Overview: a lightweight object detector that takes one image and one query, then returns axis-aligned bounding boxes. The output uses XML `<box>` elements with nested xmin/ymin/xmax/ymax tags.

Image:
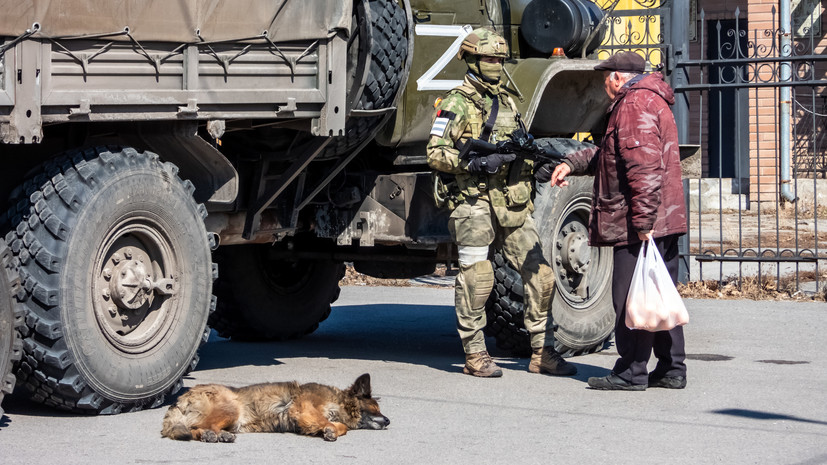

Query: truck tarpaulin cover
<box><xmin>0</xmin><ymin>0</ymin><xmax>349</xmax><ymax>42</ymax></box>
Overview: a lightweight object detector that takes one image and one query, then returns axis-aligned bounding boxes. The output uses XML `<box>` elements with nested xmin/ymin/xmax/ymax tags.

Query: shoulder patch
<box><xmin>430</xmin><ymin>117</ymin><xmax>451</xmax><ymax>137</ymax></box>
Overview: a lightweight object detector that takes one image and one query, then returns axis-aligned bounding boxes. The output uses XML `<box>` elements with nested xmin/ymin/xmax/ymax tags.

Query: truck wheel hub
<box><xmin>110</xmin><ymin>256</ymin><xmax>153</xmax><ymax>311</ymax></box>
<box><xmin>557</xmin><ymin>223</ymin><xmax>590</xmax><ymax>275</ymax></box>
<box><xmin>93</xmin><ymin>223</ymin><xmax>177</xmax><ymax>345</ymax></box>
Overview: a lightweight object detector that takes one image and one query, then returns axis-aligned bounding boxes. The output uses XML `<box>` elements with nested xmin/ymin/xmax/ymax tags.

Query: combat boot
<box><xmin>463</xmin><ymin>351</ymin><xmax>503</xmax><ymax>378</ymax></box>
<box><xmin>528</xmin><ymin>347</ymin><xmax>577</xmax><ymax>376</ymax></box>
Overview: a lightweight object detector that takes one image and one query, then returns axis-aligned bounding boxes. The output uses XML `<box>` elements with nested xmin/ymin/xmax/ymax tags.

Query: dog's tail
<box><xmin>160</xmin><ymin>405</ymin><xmax>193</xmax><ymax>441</ymax></box>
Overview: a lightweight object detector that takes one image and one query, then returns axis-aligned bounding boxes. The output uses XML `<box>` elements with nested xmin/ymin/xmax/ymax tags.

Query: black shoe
<box><xmin>587</xmin><ymin>374</ymin><xmax>646</xmax><ymax>391</ymax></box>
<box><xmin>648</xmin><ymin>375</ymin><xmax>687</xmax><ymax>389</ymax></box>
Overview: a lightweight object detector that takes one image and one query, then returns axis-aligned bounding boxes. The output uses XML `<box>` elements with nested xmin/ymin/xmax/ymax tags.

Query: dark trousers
<box><xmin>611</xmin><ymin>234</ymin><xmax>687</xmax><ymax>385</ymax></box>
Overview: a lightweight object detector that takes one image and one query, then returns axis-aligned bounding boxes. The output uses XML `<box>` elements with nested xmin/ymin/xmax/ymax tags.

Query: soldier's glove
<box><xmin>467</xmin><ymin>153</ymin><xmax>517</xmax><ymax>174</ymax></box>
<box><xmin>534</xmin><ymin>163</ymin><xmax>554</xmax><ymax>183</ymax></box>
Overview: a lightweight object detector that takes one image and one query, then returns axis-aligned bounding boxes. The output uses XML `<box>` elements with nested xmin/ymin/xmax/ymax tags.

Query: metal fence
<box><xmin>598</xmin><ymin>1</ymin><xmax>827</xmax><ymax>298</ymax></box>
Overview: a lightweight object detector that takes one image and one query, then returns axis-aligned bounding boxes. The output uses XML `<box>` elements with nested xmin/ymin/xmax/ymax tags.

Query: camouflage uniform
<box><xmin>426</xmin><ymin>28</ymin><xmax>574</xmax><ymax>377</ymax></box>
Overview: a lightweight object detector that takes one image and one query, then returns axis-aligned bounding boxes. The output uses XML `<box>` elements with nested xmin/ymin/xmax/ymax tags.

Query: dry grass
<box><xmin>343</xmin><ymin>264</ymin><xmax>827</xmax><ymax>302</ymax></box>
<box><xmin>341</xmin><ymin>264</ymin><xmax>415</xmax><ymax>287</ymax></box>
<box><xmin>679</xmin><ymin>273</ymin><xmax>827</xmax><ymax>301</ymax></box>
<box><xmin>340</xmin><ymin>263</ymin><xmax>457</xmax><ymax>288</ymax></box>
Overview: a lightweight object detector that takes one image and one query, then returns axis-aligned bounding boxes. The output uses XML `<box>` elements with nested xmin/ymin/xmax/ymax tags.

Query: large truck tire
<box><xmin>3</xmin><ymin>147</ymin><xmax>214</xmax><ymax>414</ymax></box>
<box><xmin>485</xmin><ymin>175</ymin><xmax>615</xmax><ymax>357</ymax></box>
<box><xmin>321</xmin><ymin>0</ymin><xmax>408</xmax><ymax>158</ymax></box>
<box><xmin>0</xmin><ymin>238</ymin><xmax>24</xmax><ymax>418</ymax></box>
<box><xmin>209</xmin><ymin>244</ymin><xmax>345</xmax><ymax>341</ymax></box>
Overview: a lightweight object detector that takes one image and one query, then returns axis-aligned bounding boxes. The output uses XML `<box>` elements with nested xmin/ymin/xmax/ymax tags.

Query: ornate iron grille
<box><xmin>792</xmin><ymin>91</ymin><xmax>827</xmax><ymax>178</ymax></box>
<box><xmin>594</xmin><ymin>0</ymin><xmax>669</xmax><ymax>67</ymax></box>
<box><xmin>671</xmin><ymin>5</ymin><xmax>827</xmax><ymax>298</ymax></box>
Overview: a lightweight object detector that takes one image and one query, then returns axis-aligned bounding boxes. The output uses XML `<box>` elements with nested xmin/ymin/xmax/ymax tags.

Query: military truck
<box><xmin>0</xmin><ymin>0</ymin><xmax>613</xmax><ymax>414</ymax></box>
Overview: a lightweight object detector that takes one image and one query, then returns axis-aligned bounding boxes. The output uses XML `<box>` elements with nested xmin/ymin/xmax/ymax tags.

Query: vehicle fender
<box><xmin>504</xmin><ymin>58</ymin><xmax>610</xmax><ymax>137</ymax></box>
<box><xmin>122</xmin><ymin>122</ymin><xmax>239</xmax><ymax>207</ymax></box>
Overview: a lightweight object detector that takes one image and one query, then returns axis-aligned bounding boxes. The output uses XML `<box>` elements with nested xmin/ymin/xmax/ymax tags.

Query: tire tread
<box><xmin>321</xmin><ymin>0</ymin><xmax>408</xmax><ymax>158</ymax></box>
<box><xmin>0</xmin><ymin>238</ymin><xmax>24</xmax><ymax>418</ymax></box>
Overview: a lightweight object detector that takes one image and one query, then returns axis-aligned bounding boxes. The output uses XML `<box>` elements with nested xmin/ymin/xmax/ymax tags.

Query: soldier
<box><xmin>426</xmin><ymin>27</ymin><xmax>576</xmax><ymax>378</ymax></box>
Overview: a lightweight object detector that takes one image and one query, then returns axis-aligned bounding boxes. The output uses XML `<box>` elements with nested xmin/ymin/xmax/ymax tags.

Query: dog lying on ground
<box><xmin>161</xmin><ymin>373</ymin><xmax>389</xmax><ymax>442</ymax></box>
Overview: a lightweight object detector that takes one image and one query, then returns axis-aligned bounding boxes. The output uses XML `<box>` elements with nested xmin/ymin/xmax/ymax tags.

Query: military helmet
<box><xmin>457</xmin><ymin>27</ymin><xmax>508</xmax><ymax>60</ymax></box>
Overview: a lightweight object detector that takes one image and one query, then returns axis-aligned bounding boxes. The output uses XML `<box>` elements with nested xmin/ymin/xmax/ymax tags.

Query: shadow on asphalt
<box><xmin>713</xmin><ymin>408</ymin><xmax>827</xmax><ymax>426</ymax></box>
<box><xmin>196</xmin><ymin>302</ymin><xmax>610</xmax><ymax>377</ymax></box>
<box><xmin>1</xmin><ymin>391</ymin><xmax>75</xmax><ymax>419</ymax></box>
<box><xmin>195</xmin><ymin>303</ymin><xmax>611</xmax><ymax>381</ymax></box>
<box><xmin>196</xmin><ymin>304</ymin><xmax>471</xmax><ymax>374</ymax></box>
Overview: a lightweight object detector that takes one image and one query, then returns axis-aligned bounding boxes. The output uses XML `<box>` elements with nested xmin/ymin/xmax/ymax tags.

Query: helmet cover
<box><xmin>457</xmin><ymin>27</ymin><xmax>508</xmax><ymax>60</ymax></box>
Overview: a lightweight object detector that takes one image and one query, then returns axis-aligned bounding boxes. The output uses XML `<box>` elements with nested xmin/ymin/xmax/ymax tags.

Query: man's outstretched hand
<box><xmin>549</xmin><ymin>163</ymin><xmax>571</xmax><ymax>187</ymax></box>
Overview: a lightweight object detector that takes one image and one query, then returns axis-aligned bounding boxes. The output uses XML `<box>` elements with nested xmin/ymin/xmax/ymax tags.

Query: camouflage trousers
<box><xmin>448</xmin><ymin>197</ymin><xmax>555</xmax><ymax>354</ymax></box>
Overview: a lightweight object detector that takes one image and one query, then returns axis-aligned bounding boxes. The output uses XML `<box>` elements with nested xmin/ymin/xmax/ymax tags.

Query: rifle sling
<box><xmin>479</xmin><ymin>96</ymin><xmax>498</xmax><ymax>143</ymax></box>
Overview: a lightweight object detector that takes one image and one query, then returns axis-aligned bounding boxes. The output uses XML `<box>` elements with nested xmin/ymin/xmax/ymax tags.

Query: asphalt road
<box><xmin>1</xmin><ymin>285</ymin><xmax>825</xmax><ymax>465</ymax></box>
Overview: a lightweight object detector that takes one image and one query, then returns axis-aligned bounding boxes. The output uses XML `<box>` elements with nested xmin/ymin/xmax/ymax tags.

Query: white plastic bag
<box><xmin>625</xmin><ymin>238</ymin><xmax>689</xmax><ymax>331</ymax></box>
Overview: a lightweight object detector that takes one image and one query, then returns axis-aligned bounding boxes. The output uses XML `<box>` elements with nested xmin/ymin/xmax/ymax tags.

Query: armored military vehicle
<box><xmin>0</xmin><ymin>0</ymin><xmax>613</xmax><ymax>414</ymax></box>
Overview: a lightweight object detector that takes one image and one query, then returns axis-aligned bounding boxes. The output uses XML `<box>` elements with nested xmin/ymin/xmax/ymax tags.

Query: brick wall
<box><xmin>686</xmin><ymin>0</ymin><xmax>827</xmax><ymax>208</ymax></box>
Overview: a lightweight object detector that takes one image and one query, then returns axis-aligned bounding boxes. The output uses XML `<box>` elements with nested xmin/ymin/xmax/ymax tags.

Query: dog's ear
<box><xmin>349</xmin><ymin>373</ymin><xmax>372</xmax><ymax>398</ymax></box>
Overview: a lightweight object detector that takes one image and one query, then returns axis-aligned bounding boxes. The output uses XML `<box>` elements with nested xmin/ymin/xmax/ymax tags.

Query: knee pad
<box><xmin>470</xmin><ymin>260</ymin><xmax>494</xmax><ymax>309</ymax></box>
<box><xmin>457</xmin><ymin>259</ymin><xmax>494</xmax><ymax>310</ymax></box>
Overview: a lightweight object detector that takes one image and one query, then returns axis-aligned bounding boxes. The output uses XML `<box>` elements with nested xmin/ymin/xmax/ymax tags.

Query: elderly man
<box><xmin>549</xmin><ymin>52</ymin><xmax>688</xmax><ymax>390</ymax></box>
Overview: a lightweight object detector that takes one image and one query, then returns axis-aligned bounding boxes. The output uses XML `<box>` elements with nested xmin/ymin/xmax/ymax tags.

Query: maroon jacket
<box><xmin>564</xmin><ymin>72</ymin><xmax>687</xmax><ymax>247</ymax></box>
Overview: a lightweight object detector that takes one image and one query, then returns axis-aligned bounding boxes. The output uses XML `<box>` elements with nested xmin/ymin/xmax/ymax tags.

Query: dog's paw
<box><xmin>218</xmin><ymin>431</ymin><xmax>236</xmax><ymax>443</ymax></box>
<box><xmin>323</xmin><ymin>426</ymin><xmax>338</xmax><ymax>442</ymax></box>
<box><xmin>201</xmin><ymin>430</ymin><xmax>219</xmax><ymax>443</ymax></box>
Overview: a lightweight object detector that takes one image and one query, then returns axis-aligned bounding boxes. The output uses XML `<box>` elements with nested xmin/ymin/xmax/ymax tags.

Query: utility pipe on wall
<box><xmin>780</xmin><ymin>0</ymin><xmax>797</xmax><ymax>202</ymax></box>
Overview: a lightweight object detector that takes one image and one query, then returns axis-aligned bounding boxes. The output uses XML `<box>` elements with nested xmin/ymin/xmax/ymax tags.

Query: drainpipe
<box><xmin>671</xmin><ymin>1</ymin><xmax>690</xmax><ymax>284</ymax></box>
<box><xmin>670</xmin><ymin>0</ymin><xmax>689</xmax><ymax>144</ymax></box>
<box><xmin>780</xmin><ymin>0</ymin><xmax>797</xmax><ymax>202</ymax></box>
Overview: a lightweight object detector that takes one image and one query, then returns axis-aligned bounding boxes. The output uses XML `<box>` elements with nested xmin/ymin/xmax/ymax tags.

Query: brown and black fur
<box><xmin>161</xmin><ymin>373</ymin><xmax>389</xmax><ymax>443</ymax></box>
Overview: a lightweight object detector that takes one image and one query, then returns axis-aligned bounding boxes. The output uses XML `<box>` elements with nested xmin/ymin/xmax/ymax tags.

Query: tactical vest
<box><xmin>451</xmin><ymin>83</ymin><xmax>535</xmax><ymax>227</ymax></box>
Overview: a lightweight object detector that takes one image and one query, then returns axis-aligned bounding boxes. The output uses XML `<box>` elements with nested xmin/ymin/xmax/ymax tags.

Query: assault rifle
<box><xmin>458</xmin><ymin>128</ymin><xmax>585</xmax><ymax>170</ymax></box>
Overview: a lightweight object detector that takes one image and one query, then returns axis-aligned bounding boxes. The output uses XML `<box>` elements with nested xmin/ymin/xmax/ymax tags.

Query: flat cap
<box><xmin>594</xmin><ymin>52</ymin><xmax>646</xmax><ymax>73</ymax></box>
